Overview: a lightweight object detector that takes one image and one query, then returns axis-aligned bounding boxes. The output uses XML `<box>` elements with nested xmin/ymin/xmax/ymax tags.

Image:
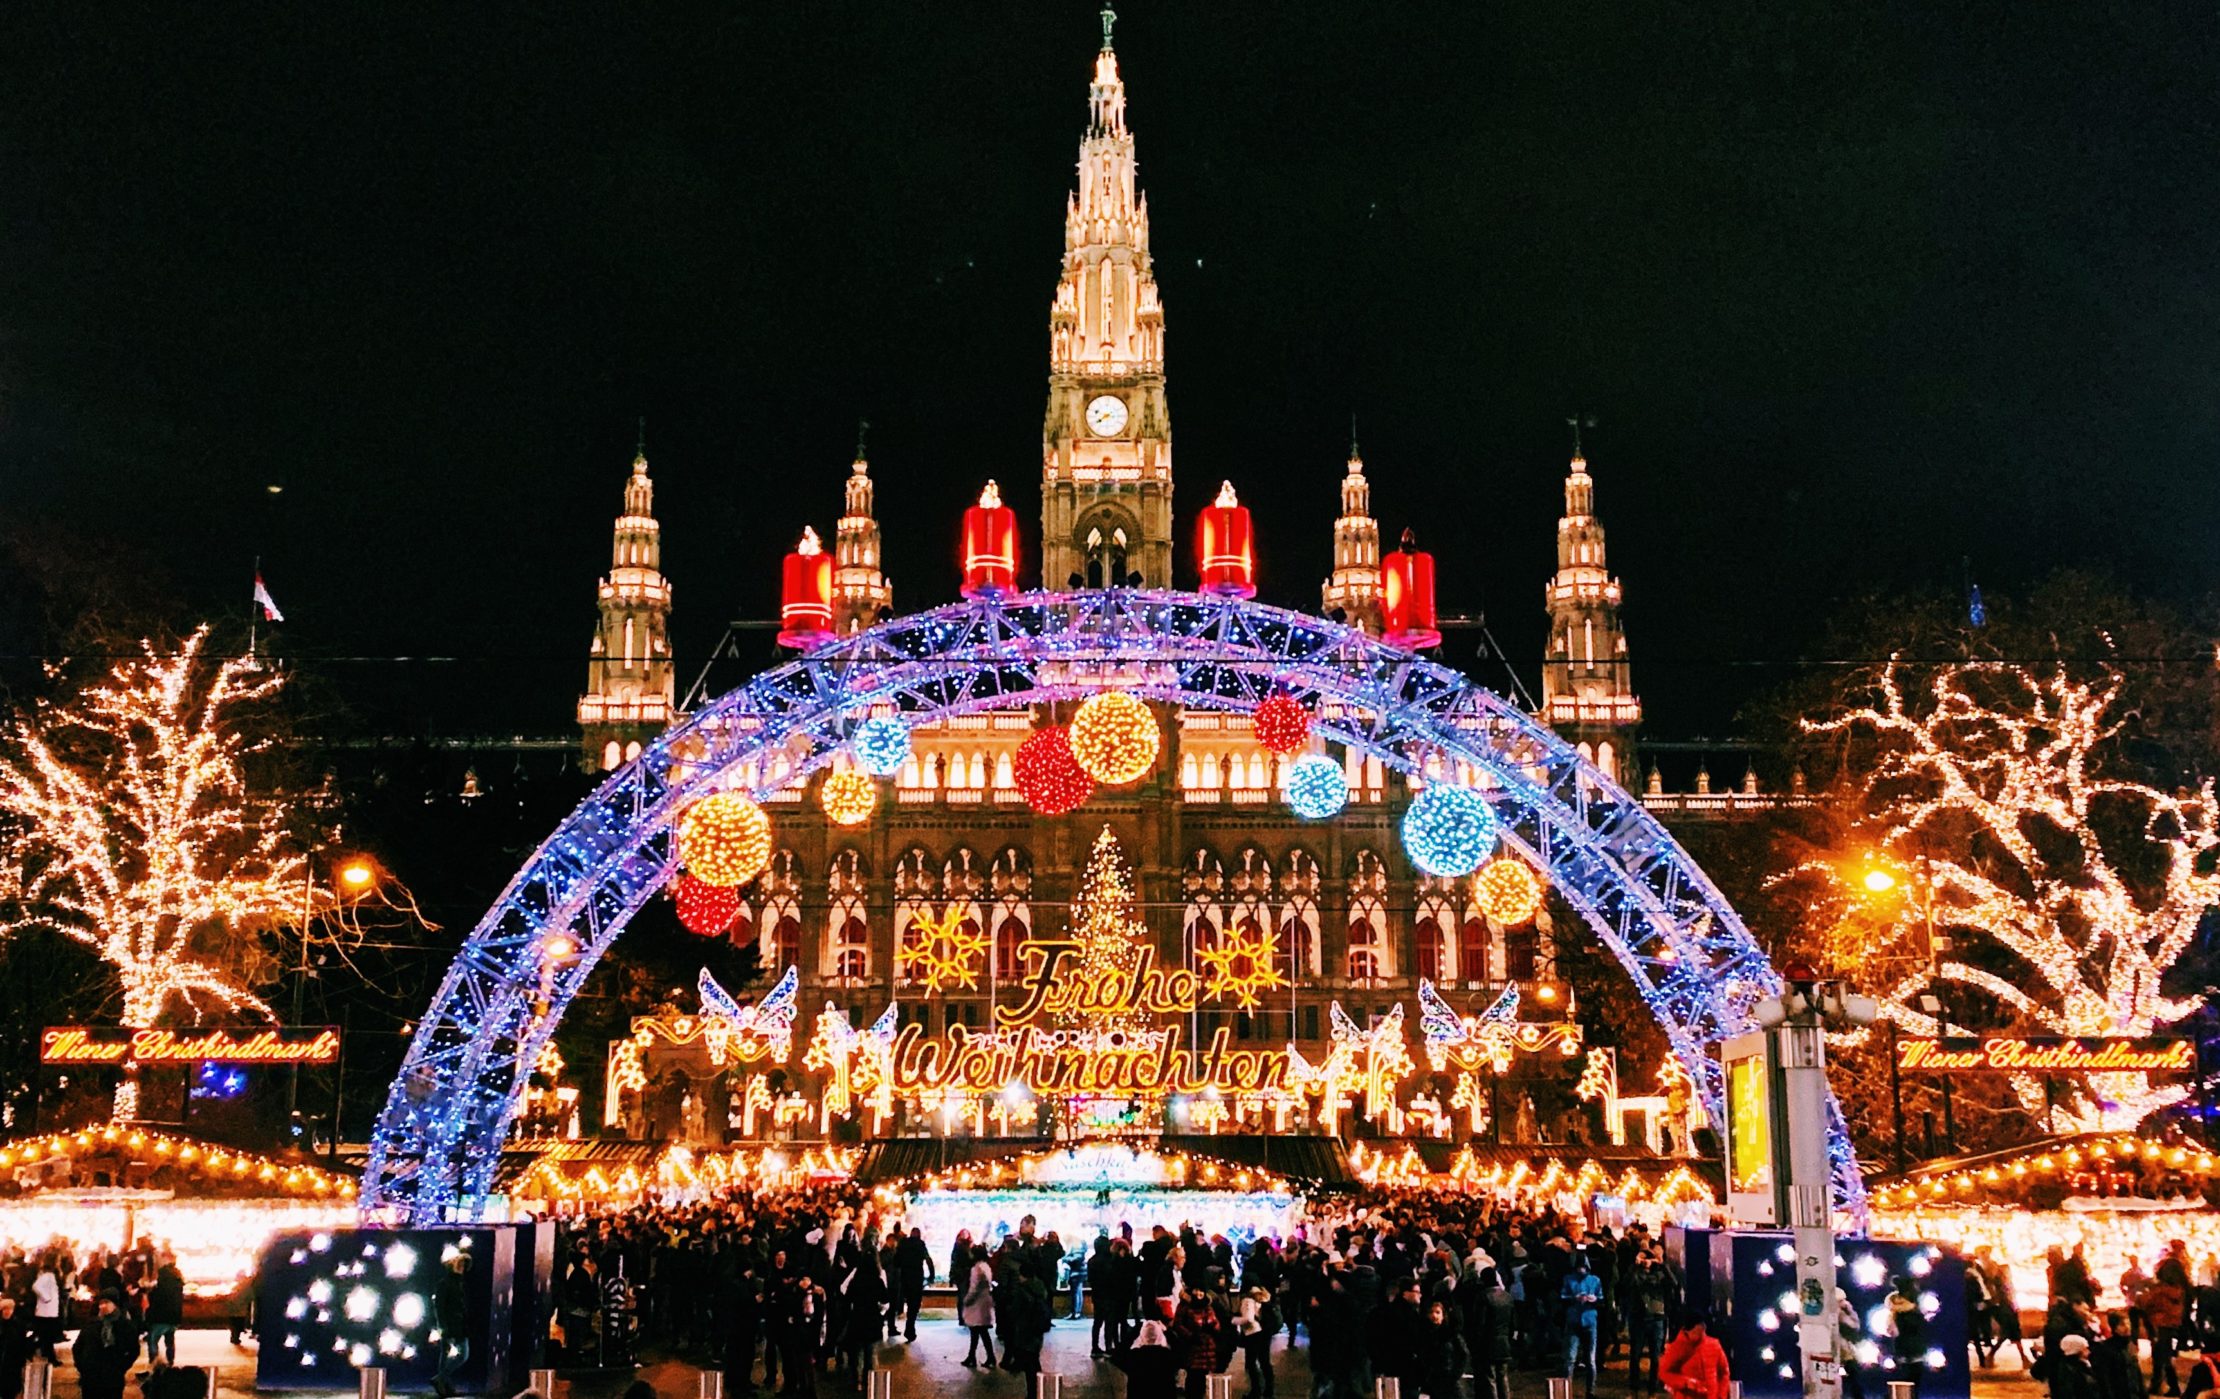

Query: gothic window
<box><xmin>623</xmin><ymin>616</ymin><xmax>635</xmax><ymax>668</ymax></box>
<box><xmin>1278</xmin><ymin>849</ymin><xmax>1323</xmax><ymax>978</ymax></box>
<box><xmin>1505</xmin><ymin>927</ymin><xmax>1538</xmax><ymax>983</ymax></box>
<box><xmin>1346</xmin><ymin>916</ymin><xmax>1380</xmax><ymax>981</ymax></box>
<box><xmin>774</xmin><ymin>914</ymin><xmax>801</xmax><ymax>973</ymax></box>
<box><xmin>1347</xmin><ymin>849</ymin><xmax>1391</xmax><ymax>979</ymax></box>
<box><xmin>1459</xmin><ymin>917</ymin><xmax>1490</xmax><ymax>986</ymax></box>
<box><xmin>1414</xmin><ymin>917</ymin><xmax>1444</xmax><ymax>984</ymax></box>
<box><xmin>993</xmin><ymin>751</ymin><xmax>1015</xmax><ymax>792</ymax></box>
<box><xmin>1183</xmin><ymin>848</ymin><xmax>1226</xmax><ymax>968</ymax></box>
<box><xmin>827</xmin><ymin>852</ymin><xmax>869</xmax><ymax>981</ymax></box>
<box><xmin>602</xmin><ymin>740</ymin><xmax>622</xmax><ymax>771</ymax></box>
<box><xmin>894</xmin><ymin>847</ymin><xmax>938</xmax><ymax>985</ymax></box>
<box><xmin>990</xmin><ymin>848</ymin><xmax>1033</xmax><ymax>983</ymax></box>
<box><xmin>1416</xmin><ymin>884</ymin><xmax>1458</xmax><ymax>982</ymax></box>
<box><xmin>623</xmin><ymin>741</ymin><xmax>641</xmax><ymax>764</ymax></box>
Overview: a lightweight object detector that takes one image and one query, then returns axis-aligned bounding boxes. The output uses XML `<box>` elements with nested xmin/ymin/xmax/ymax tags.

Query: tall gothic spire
<box><xmin>579</xmin><ymin>437</ymin><xmax>676</xmax><ymax>772</ymax></box>
<box><xmin>1042</xmin><ymin>7</ymin><xmax>1173</xmax><ymax>589</ymax></box>
<box><xmin>1541</xmin><ymin>435</ymin><xmax>1640</xmax><ymax>784</ymax></box>
<box><xmin>1322</xmin><ymin>431</ymin><xmax>1383</xmax><ymax>632</ymax></box>
<box><xmin>833</xmin><ymin>421</ymin><xmax>892</xmax><ymax>632</ymax></box>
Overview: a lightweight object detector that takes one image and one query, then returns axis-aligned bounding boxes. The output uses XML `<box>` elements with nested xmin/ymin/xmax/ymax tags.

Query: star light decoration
<box><xmin>1068</xmin><ymin>691</ymin><xmax>1160</xmax><ymax>785</ymax></box>
<box><xmin>677</xmin><ymin>792</ymin><xmax>772</xmax><ymax>887</ymax></box>
<box><xmin>1194</xmin><ymin>919</ymin><xmax>1290</xmax><ymax>1011</ymax></box>
<box><xmin>1013</xmin><ymin>725</ymin><xmax>1094</xmax><ymax>814</ymax></box>
<box><xmin>1791</xmin><ymin>656</ymin><xmax>2220</xmax><ymax>1129</ymax></box>
<box><xmin>1472</xmin><ymin>857</ymin><xmax>1543</xmax><ymax>926</ymax></box>
<box><xmin>0</xmin><ymin>627</ymin><xmax>383</xmax><ymax>1061</ymax></box>
<box><xmin>1283</xmin><ymin>753</ymin><xmax>1350</xmax><ymax>820</ymax></box>
<box><xmin>818</xmin><ymin>769</ymin><xmax>876</xmax><ymax>826</ymax></box>
<box><xmin>896</xmin><ymin>905</ymin><xmax>991</xmax><ymax>991</ymax></box>
<box><xmin>1400</xmin><ymin>784</ymin><xmax>1499</xmax><ymax>877</ymax></box>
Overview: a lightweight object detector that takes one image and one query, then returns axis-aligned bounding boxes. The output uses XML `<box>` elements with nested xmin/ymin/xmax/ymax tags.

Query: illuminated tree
<box><xmin>1789</xmin><ymin>653</ymin><xmax>2220</xmax><ymax>1131</ymax></box>
<box><xmin>1063</xmin><ymin>826</ymin><xmax>1151</xmax><ymax>1033</ymax></box>
<box><xmin>0</xmin><ymin>628</ymin><xmax>336</xmax><ymax>1034</ymax></box>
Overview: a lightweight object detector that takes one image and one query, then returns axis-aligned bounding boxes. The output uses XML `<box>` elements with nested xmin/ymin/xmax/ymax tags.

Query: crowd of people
<box><xmin>2027</xmin><ymin>1240</ymin><xmax>2220</xmax><ymax>1399</ymax></box>
<box><xmin>539</xmin><ymin>1184</ymin><xmax>1739</xmax><ymax>1399</ymax></box>
<box><xmin>0</xmin><ymin>1238</ymin><xmax>195</xmax><ymax>1399</ymax></box>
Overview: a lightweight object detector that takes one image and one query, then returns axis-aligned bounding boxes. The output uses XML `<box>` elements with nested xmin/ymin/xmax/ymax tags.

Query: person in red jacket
<box><xmin>1659</xmin><ymin>1313</ymin><xmax>1733</xmax><ymax>1399</ymax></box>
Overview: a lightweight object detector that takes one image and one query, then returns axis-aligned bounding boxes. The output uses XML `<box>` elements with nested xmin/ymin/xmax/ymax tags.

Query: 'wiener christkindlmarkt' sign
<box><xmin>1894</xmin><ymin>1035</ymin><xmax>2194</xmax><ymax>1074</ymax></box>
<box><xmin>41</xmin><ymin>1026</ymin><xmax>342</xmax><ymax>1067</ymax></box>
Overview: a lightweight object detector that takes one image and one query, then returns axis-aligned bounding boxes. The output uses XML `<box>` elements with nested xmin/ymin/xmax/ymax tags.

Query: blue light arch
<box><xmin>364</xmin><ymin>590</ymin><xmax>1863</xmax><ymax>1221</ymax></box>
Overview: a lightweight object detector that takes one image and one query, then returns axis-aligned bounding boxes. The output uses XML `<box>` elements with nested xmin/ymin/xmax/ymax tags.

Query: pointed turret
<box><xmin>1321</xmin><ymin>429</ymin><xmax>1383</xmax><ymax>632</ymax></box>
<box><xmin>1541</xmin><ymin>427</ymin><xmax>1641</xmax><ymax>785</ymax></box>
<box><xmin>579</xmin><ymin>432</ymin><xmax>677</xmax><ymax>772</ymax></box>
<box><xmin>832</xmin><ymin>422</ymin><xmax>893</xmax><ymax>633</ymax></box>
<box><xmin>1042</xmin><ymin>3</ymin><xmax>1173</xmax><ymax>589</ymax></box>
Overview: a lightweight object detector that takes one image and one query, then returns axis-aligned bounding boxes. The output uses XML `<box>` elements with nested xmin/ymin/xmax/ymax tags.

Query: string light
<box><xmin>1472</xmin><ymin>857</ymin><xmax>1543</xmax><ymax>925</ymax></box>
<box><xmin>1282</xmin><ymin>752</ymin><xmax>1349</xmax><ymax>819</ymax></box>
<box><xmin>677</xmin><ymin>792</ymin><xmax>771</xmax><ymax>887</ymax></box>
<box><xmin>673</xmin><ymin>874</ymin><xmax>740</xmax><ymax>937</ymax></box>
<box><xmin>0</xmin><ymin>627</ymin><xmax>335</xmax><ymax>1059</ymax></box>
<box><xmin>818</xmin><ymin>769</ymin><xmax>876</xmax><ymax>826</ymax></box>
<box><xmin>1251</xmin><ymin>692</ymin><xmax>1311</xmax><ymax>757</ymax></box>
<box><xmin>849</xmin><ymin>716</ymin><xmax>912</xmax><ymax>776</ymax></box>
<box><xmin>1797</xmin><ymin>657</ymin><xmax>2220</xmax><ymax>1129</ymax></box>
<box><xmin>1014</xmin><ymin>725</ymin><xmax>1094</xmax><ymax>814</ymax></box>
<box><xmin>1068</xmin><ymin>691</ymin><xmax>1160</xmax><ymax>785</ymax></box>
<box><xmin>1401</xmin><ymin>784</ymin><xmax>1499</xmax><ymax>877</ymax></box>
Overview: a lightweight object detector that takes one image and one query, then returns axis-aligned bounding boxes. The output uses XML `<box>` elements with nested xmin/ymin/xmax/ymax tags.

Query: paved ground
<box><xmin>45</xmin><ymin>1319</ymin><xmax>2053</xmax><ymax>1399</ymax></box>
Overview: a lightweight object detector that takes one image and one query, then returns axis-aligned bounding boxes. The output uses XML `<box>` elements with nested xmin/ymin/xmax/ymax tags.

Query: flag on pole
<box><xmin>253</xmin><ymin>572</ymin><xmax>284</xmax><ymax>623</ymax></box>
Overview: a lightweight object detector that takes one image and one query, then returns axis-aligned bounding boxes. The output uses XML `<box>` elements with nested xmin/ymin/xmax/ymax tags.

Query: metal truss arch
<box><xmin>364</xmin><ymin>590</ymin><xmax>1864</xmax><ymax>1221</ymax></box>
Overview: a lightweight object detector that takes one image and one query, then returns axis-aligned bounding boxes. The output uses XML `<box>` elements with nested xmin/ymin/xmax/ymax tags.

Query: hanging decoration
<box><xmin>1472</xmin><ymin>857</ymin><xmax>1544</xmax><ymax>926</ymax></box>
<box><xmin>1251</xmin><ymin>691</ymin><xmax>1311</xmax><ymax>757</ymax></box>
<box><xmin>849</xmin><ymin>715</ymin><xmax>912</xmax><ymax>776</ymax></box>
<box><xmin>1282</xmin><ymin>753</ymin><xmax>1350</xmax><ymax>820</ymax></box>
<box><xmin>776</xmin><ymin>527</ymin><xmax>835</xmax><ymax>649</ymax></box>
<box><xmin>1194</xmin><ymin>919</ymin><xmax>1290</xmax><ymax>1012</ymax></box>
<box><xmin>896</xmin><ymin>906</ymin><xmax>990</xmax><ymax>992</ymax></box>
<box><xmin>1068</xmin><ymin>691</ymin><xmax>1160</xmax><ymax>785</ymax></box>
<box><xmin>1013</xmin><ymin>726</ymin><xmax>1094</xmax><ymax>814</ymax></box>
<box><xmin>674</xmin><ymin>874</ymin><xmax>742</xmax><ymax>937</ymax></box>
<box><xmin>677</xmin><ymin>792</ymin><xmax>772</xmax><ymax>887</ymax></box>
<box><xmin>961</xmin><ymin>481</ymin><xmax>1020</xmax><ymax>597</ymax></box>
<box><xmin>819</xmin><ymin>770</ymin><xmax>876</xmax><ymax>827</ymax></box>
<box><xmin>1383</xmin><ymin>527</ymin><xmax>1443</xmax><ymax>649</ymax></box>
<box><xmin>1401</xmin><ymin>783</ymin><xmax>1498</xmax><ymax>877</ymax></box>
<box><xmin>1195</xmin><ymin>481</ymin><xmax>1257</xmax><ymax>597</ymax></box>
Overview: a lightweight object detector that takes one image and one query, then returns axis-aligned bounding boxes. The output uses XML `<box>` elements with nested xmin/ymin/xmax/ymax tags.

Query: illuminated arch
<box><xmin>365</xmin><ymin>589</ymin><xmax>1861</xmax><ymax>1220</ymax></box>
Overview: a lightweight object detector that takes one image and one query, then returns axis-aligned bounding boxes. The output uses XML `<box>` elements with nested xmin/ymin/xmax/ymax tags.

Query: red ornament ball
<box><xmin>674</xmin><ymin>873</ymin><xmax>742</xmax><ymax>937</ymax></box>
<box><xmin>1014</xmin><ymin>725</ymin><xmax>1095</xmax><ymax>815</ymax></box>
<box><xmin>1251</xmin><ymin>692</ymin><xmax>1312</xmax><ymax>757</ymax></box>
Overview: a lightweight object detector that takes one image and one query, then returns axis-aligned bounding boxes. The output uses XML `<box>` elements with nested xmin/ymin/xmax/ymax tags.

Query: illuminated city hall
<box><xmin>555</xmin><ymin>9</ymin><xmax>1683</xmax><ymax>1188</ymax></box>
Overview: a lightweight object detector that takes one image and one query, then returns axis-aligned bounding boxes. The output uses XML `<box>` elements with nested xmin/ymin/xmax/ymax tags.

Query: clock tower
<box><xmin>1041</xmin><ymin>5</ymin><xmax>1173</xmax><ymax>590</ymax></box>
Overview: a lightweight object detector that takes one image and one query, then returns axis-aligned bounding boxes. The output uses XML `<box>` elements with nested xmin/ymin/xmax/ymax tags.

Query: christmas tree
<box><xmin>1062</xmin><ymin>825</ymin><xmax>1151</xmax><ymax>1033</ymax></box>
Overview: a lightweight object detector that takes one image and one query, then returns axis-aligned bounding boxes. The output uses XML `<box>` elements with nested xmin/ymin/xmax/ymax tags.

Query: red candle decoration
<box><xmin>777</xmin><ymin>527</ymin><xmax>835</xmax><ymax>649</ymax></box>
<box><xmin>674</xmin><ymin>873</ymin><xmax>742</xmax><ymax>937</ymax></box>
<box><xmin>1195</xmin><ymin>480</ymin><xmax>1257</xmax><ymax>597</ymax></box>
<box><xmin>1383</xmin><ymin>527</ymin><xmax>1442</xmax><ymax>650</ymax></box>
<box><xmin>1251</xmin><ymin>691</ymin><xmax>1312</xmax><ymax>757</ymax></box>
<box><xmin>1013</xmin><ymin>724</ymin><xmax>1094</xmax><ymax>815</ymax></box>
<box><xmin>961</xmin><ymin>480</ymin><xmax>1020</xmax><ymax>597</ymax></box>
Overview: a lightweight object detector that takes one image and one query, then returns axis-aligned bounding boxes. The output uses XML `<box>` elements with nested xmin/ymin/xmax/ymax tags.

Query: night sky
<box><xmin>4</xmin><ymin>1</ymin><xmax>2217</xmax><ymax>738</ymax></box>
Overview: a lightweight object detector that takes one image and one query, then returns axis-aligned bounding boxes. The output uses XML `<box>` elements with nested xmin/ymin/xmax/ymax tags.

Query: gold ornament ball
<box><xmin>1069</xmin><ymin>691</ymin><xmax>1161</xmax><ymax>785</ymax></box>
<box><xmin>819</xmin><ymin>769</ymin><xmax>877</xmax><ymax>827</ymax></box>
<box><xmin>1472</xmin><ymin>857</ymin><xmax>1543</xmax><ymax>926</ymax></box>
<box><xmin>678</xmin><ymin>791</ymin><xmax>773</xmax><ymax>887</ymax></box>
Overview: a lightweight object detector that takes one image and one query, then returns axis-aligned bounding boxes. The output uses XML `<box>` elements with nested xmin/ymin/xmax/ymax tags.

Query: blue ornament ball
<box><xmin>850</xmin><ymin>716</ymin><xmax>913</xmax><ymax>777</ymax></box>
<box><xmin>1400</xmin><ymin>783</ymin><xmax>1499</xmax><ymax>876</ymax></box>
<box><xmin>1283</xmin><ymin>753</ymin><xmax>1350</xmax><ymax>820</ymax></box>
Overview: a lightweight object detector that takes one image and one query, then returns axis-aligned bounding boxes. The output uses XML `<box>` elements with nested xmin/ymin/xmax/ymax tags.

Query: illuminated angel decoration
<box><xmin>1285</xmin><ymin>1034</ymin><xmax>1357</xmax><ymax>1134</ymax></box>
<box><xmin>1194</xmin><ymin>918</ymin><xmax>1290</xmax><ymax>1011</ymax></box>
<box><xmin>803</xmin><ymin>1004</ymin><xmax>861</xmax><ymax>1119</ymax></box>
<box><xmin>689</xmin><ymin>965</ymin><xmax>798</xmax><ymax>1065</ymax></box>
<box><xmin>895</xmin><ymin>906</ymin><xmax>990</xmax><ymax>992</ymax></box>
<box><xmin>1341</xmin><ymin>1002</ymin><xmax>1414</xmax><ymax>1121</ymax></box>
<box><xmin>1419</xmin><ymin>979</ymin><xmax>1519</xmax><ymax>1073</ymax></box>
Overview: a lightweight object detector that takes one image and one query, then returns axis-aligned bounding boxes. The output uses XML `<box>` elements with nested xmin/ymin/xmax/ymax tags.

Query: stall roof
<box><xmin>854</xmin><ymin>1135</ymin><xmax>1356</xmax><ymax>1189</ymax></box>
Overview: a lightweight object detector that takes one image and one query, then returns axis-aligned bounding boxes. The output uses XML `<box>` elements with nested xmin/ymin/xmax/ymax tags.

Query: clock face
<box><xmin>1085</xmin><ymin>394</ymin><xmax>1130</xmax><ymax>437</ymax></box>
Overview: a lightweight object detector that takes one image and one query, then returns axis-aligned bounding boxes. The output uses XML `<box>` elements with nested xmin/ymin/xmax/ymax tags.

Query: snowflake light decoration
<box><xmin>1194</xmin><ymin>920</ymin><xmax>1290</xmax><ymax>1011</ymax></box>
<box><xmin>896</xmin><ymin>906</ymin><xmax>990</xmax><ymax>991</ymax></box>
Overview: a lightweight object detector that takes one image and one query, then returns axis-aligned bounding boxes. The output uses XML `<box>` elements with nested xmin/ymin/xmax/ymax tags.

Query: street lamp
<box><xmin>1857</xmin><ymin>850</ymin><xmax>1955</xmax><ymax>1159</ymax></box>
<box><xmin>289</xmin><ymin>855</ymin><xmax>378</xmax><ymax>1119</ymax></box>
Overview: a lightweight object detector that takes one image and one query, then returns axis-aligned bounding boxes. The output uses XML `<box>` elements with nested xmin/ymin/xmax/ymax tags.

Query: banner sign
<box><xmin>1894</xmin><ymin>1035</ymin><xmax>2193</xmax><ymax>1075</ymax></box>
<box><xmin>41</xmin><ymin>1026</ymin><xmax>342</xmax><ymax>1067</ymax></box>
<box><xmin>1721</xmin><ymin>1030</ymin><xmax>1779</xmax><ymax>1229</ymax></box>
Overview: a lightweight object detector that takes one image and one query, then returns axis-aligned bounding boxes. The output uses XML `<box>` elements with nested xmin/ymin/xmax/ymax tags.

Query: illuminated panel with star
<box><xmin>254</xmin><ymin>1227</ymin><xmax>517</xmax><ymax>1391</ymax></box>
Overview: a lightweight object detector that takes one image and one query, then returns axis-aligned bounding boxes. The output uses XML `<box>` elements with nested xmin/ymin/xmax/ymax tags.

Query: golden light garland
<box><xmin>896</xmin><ymin>906</ymin><xmax>990</xmax><ymax>991</ymax></box>
<box><xmin>1068</xmin><ymin>691</ymin><xmax>1161</xmax><ymax>785</ymax></box>
<box><xmin>1472</xmin><ymin>857</ymin><xmax>1544</xmax><ymax>926</ymax></box>
<box><xmin>1866</xmin><ymin>1134</ymin><xmax>2219</xmax><ymax>1210</ymax></box>
<box><xmin>0</xmin><ymin>1125</ymin><xmax>354</xmax><ymax>1198</ymax></box>
<box><xmin>677</xmin><ymin>792</ymin><xmax>772</xmax><ymax>887</ymax></box>
<box><xmin>818</xmin><ymin>769</ymin><xmax>877</xmax><ymax>826</ymax></box>
<box><xmin>1195</xmin><ymin>919</ymin><xmax>1290</xmax><ymax>1011</ymax></box>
